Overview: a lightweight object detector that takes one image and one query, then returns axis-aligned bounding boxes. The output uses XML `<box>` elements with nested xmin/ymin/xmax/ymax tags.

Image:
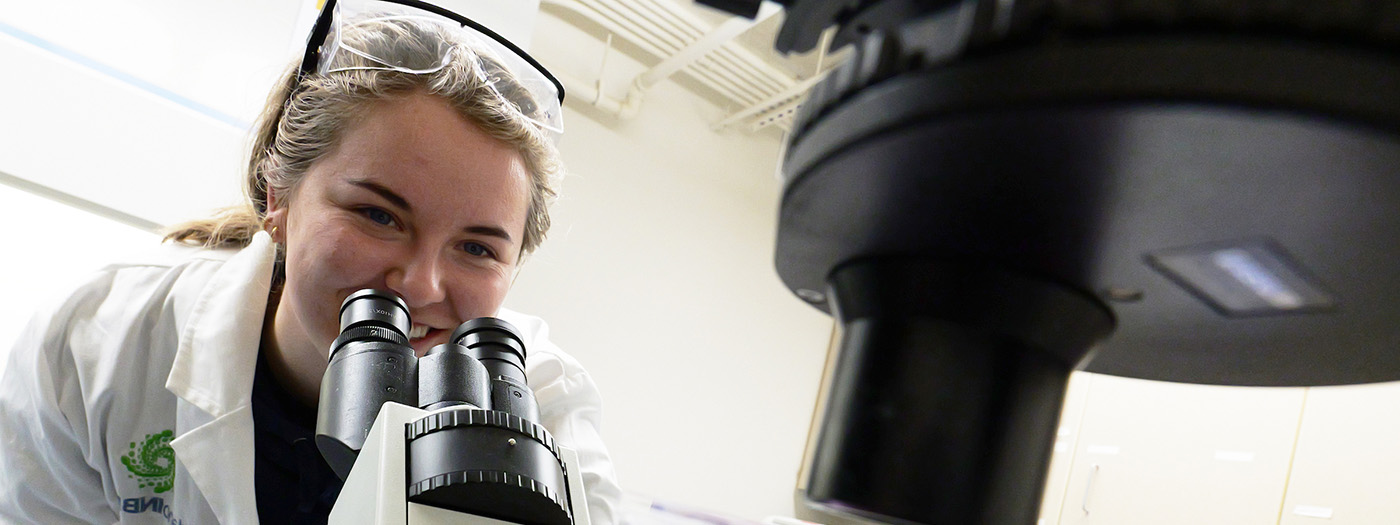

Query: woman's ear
<box><xmin>264</xmin><ymin>188</ymin><xmax>289</xmax><ymax>243</ymax></box>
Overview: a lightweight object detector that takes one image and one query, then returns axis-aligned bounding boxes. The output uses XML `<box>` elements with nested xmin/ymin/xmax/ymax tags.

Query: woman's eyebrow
<box><xmin>349</xmin><ymin>179</ymin><xmax>411</xmax><ymax>212</ymax></box>
<box><xmin>465</xmin><ymin>225</ymin><xmax>513</xmax><ymax>243</ymax></box>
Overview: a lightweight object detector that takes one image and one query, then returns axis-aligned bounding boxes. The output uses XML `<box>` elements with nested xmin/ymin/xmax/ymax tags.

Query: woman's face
<box><xmin>265</xmin><ymin>92</ymin><xmax>531</xmax><ymax>374</ymax></box>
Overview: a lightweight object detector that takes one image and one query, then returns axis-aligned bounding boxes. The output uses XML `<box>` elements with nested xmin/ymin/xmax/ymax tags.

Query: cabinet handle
<box><xmin>1082</xmin><ymin>464</ymin><xmax>1100</xmax><ymax>515</ymax></box>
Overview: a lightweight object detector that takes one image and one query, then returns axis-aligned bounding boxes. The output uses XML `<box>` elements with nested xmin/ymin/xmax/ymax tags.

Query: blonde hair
<box><xmin>165</xmin><ymin>15</ymin><xmax>561</xmax><ymax>258</ymax></box>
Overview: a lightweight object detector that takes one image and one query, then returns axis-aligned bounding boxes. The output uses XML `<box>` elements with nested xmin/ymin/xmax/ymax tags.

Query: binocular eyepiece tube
<box><xmin>315</xmin><ymin>289</ymin><xmax>572</xmax><ymax>525</ymax></box>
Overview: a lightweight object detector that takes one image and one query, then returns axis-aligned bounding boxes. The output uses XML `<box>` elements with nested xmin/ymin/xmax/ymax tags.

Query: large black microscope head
<box><xmin>701</xmin><ymin>1</ymin><xmax>1400</xmax><ymax>523</ymax></box>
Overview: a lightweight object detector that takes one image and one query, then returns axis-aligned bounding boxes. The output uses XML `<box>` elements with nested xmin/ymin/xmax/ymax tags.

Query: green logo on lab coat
<box><xmin>122</xmin><ymin>430</ymin><xmax>175</xmax><ymax>493</ymax></box>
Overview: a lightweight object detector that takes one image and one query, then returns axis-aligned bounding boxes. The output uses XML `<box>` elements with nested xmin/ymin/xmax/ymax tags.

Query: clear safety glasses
<box><xmin>298</xmin><ymin>0</ymin><xmax>566</xmax><ymax>137</ymax></box>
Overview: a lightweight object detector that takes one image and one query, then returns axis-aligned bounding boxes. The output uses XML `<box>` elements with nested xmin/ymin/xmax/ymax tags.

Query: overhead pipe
<box><xmin>719</xmin><ymin>27</ymin><xmax>836</xmax><ymax>131</ymax></box>
<box><xmin>565</xmin><ymin>0</ymin><xmax>671</xmax><ymax>52</ymax></box>
<box><xmin>560</xmin><ymin>72</ymin><xmax>632</xmax><ymax>115</ymax></box>
<box><xmin>589</xmin><ymin>0</ymin><xmax>689</xmax><ymax>48</ymax></box>
<box><xmin>597</xmin><ymin>0</ymin><xmax>779</xmax><ymax>103</ymax></box>
<box><xmin>545</xmin><ymin>0</ymin><xmax>774</xmax><ymax>105</ymax></box>
<box><xmin>700</xmin><ymin>51</ymin><xmax>784</xmax><ymax>103</ymax></box>
<box><xmin>615</xmin><ymin>0</ymin><xmax>697</xmax><ymax>45</ymax></box>
<box><xmin>558</xmin><ymin>0</ymin><xmax>783</xmax><ymax>119</ymax></box>
<box><xmin>643</xmin><ymin>0</ymin><xmax>804</xmax><ymax>91</ymax></box>
<box><xmin>715</xmin><ymin>46</ymin><xmax>791</xmax><ymax>91</ymax></box>
<box><xmin>639</xmin><ymin>2</ymin><xmax>780</xmax><ymax>92</ymax></box>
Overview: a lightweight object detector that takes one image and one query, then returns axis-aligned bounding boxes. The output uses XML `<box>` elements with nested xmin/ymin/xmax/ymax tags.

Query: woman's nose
<box><xmin>385</xmin><ymin>249</ymin><xmax>446</xmax><ymax>307</ymax></box>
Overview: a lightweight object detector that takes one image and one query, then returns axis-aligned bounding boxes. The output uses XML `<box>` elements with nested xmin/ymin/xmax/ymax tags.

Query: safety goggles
<box><xmin>298</xmin><ymin>0</ymin><xmax>565</xmax><ymax>138</ymax></box>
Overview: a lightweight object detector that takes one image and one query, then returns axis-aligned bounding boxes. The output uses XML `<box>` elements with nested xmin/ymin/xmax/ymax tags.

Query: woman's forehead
<box><xmin>315</xmin><ymin>94</ymin><xmax>531</xmax><ymax>226</ymax></box>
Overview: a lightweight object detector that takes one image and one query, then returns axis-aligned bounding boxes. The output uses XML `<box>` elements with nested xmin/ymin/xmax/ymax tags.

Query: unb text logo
<box><xmin>122</xmin><ymin>430</ymin><xmax>175</xmax><ymax>493</ymax></box>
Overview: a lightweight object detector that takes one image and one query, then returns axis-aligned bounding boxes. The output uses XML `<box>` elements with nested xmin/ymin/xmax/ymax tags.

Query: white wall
<box><xmin>510</xmin><ymin>14</ymin><xmax>833</xmax><ymax>519</ymax></box>
<box><xmin>0</xmin><ymin>1</ymin><xmax>832</xmax><ymax>521</ymax></box>
<box><xmin>0</xmin><ymin>184</ymin><xmax>160</xmax><ymax>380</ymax></box>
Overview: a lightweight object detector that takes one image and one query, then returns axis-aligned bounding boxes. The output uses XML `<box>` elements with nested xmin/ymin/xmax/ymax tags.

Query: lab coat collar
<box><xmin>167</xmin><ymin>231</ymin><xmax>275</xmax><ymax>415</ymax></box>
<box><xmin>166</xmin><ymin>232</ymin><xmax>276</xmax><ymax>525</ymax></box>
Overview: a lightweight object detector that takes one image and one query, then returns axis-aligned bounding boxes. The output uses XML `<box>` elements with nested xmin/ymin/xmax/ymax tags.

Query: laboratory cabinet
<box><xmin>1277</xmin><ymin>382</ymin><xmax>1400</xmax><ymax>524</ymax></box>
<box><xmin>1037</xmin><ymin>373</ymin><xmax>1092</xmax><ymax>525</ymax></box>
<box><xmin>1039</xmin><ymin>374</ymin><xmax>1400</xmax><ymax>525</ymax></box>
<box><xmin>1047</xmin><ymin>373</ymin><xmax>1306</xmax><ymax>525</ymax></box>
<box><xmin>799</xmin><ymin>348</ymin><xmax>1400</xmax><ymax>524</ymax></box>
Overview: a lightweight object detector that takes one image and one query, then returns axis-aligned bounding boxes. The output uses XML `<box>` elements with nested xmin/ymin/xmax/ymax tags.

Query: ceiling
<box><xmin>541</xmin><ymin>0</ymin><xmax>841</xmax><ymax>133</ymax></box>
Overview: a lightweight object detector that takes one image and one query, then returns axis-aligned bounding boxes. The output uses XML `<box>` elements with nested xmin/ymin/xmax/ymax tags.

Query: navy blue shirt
<box><xmin>251</xmin><ymin>350</ymin><xmax>344</xmax><ymax>524</ymax></box>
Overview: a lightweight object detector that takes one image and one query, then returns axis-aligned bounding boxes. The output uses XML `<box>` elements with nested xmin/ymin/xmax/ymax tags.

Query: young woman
<box><xmin>0</xmin><ymin>1</ymin><xmax>621</xmax><ymax>523</ymax></box>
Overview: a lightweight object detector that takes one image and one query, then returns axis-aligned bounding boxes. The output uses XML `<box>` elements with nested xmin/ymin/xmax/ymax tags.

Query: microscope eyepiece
<box><xmin>338</xmin><ymin>289</ymin><xmax>411</xmax><ymax>333</ymax></box>
<box><xmin>318</xmin><ymin>289</ymin><xmax>418</xmax><ymax>478</ymax></box>
<box><xmin>450</xmin><ymin>317</ymin><xmax>527</xmax><ymax>365</ymax></box>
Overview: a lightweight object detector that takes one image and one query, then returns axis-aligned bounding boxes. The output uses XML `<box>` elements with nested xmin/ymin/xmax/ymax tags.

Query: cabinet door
<box><xmin>1278</xmin><ymin>382</ymin><xmax>1400</xmax><ymax>524</ymax></box>
<box><xmin>1038</xmin><ymin>372</ymin><xmax>1093</xmax><ymax>525</ymax></box>
<box><xmin>1057</xmin><ymin>374</ymin><xmax>1305</xmax><ymax>525</ymax></box>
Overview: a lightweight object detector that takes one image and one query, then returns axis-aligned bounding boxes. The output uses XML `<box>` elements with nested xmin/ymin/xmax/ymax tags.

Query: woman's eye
<box><xmin>462</xmin><ymin>242</ymin><xmax>492</xmax><ymax>258</ymax></box>
<box><xmin>362</xmin><ymin>208</ymin><xmax>395</xmax><ymax>226</ymax></box>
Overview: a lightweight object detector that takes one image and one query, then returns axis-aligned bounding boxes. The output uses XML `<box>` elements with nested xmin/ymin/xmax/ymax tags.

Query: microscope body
<box><xmin>318</xmin><ymin>290</ymin><xmax>587</xmax><ymax>525</ymax></box>
<box><xmin>328</xmin><ymin>402</ymin><xmax>592</xmax><ymax>525</ymax></box>
<box><xmin>682</xmin><ymin>1</ymin><xmax>1400</xmax><ymax>523</ymax></box>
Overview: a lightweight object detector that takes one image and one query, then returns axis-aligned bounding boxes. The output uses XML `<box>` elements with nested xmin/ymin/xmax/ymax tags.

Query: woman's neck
<box><xmin>261</xmin><ymin>290</ymin><xmax>324</xmax><ymax>409</ymax></box>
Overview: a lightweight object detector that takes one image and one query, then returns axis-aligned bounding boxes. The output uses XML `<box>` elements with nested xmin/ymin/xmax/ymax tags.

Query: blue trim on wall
<box><xmin>0</xmin><ymin>19</ymin><xmax>251</xmax><ymax>130</ymax></box>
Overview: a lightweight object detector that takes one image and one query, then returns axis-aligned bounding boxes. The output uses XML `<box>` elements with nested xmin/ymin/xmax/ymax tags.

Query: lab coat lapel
<box><xmin>166</xmin><ymin>233</ymin><xmax>276</xmax><ymax>525</ymax></box>
<box><xmin>171</xmin><ymin>402</ymin><xmax>256</xmax><ymax>524</ymax></box>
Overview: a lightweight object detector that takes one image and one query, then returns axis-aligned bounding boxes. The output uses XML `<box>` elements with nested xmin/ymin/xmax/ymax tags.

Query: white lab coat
<box><xmin>0</xmin><ymin>232</ymin><xmax>621</xmax><ymax>525</ymax></box>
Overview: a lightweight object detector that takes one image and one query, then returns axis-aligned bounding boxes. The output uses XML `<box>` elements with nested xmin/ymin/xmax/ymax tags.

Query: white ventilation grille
<box><xmin>543</xmin><ymin>0</ymin><xmax>834</xmax><ymax>132</ymax></box>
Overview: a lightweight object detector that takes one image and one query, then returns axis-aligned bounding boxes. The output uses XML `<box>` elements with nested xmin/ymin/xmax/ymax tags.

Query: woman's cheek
<box><xmin>317</xmin><ymin>226</ymin><xmax>392</xmax><ymax>286</ymax></box>
<box><xmin>474</xmin><ymin>269</ymin><xmax>515</xmax><ymax>317</ymax></box>
<box><xmin>299</xmin><ymin>234</ymin><xmax>381</xmax><ymax>340</ymax></box>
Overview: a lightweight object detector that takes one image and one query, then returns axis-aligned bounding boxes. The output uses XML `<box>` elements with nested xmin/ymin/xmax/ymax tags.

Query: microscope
<box><xmin>315</xmin><ymin>289</ymin><xmax>591</xmax><ymax>525</ymax></box>
<box><xmin>698</xmin><ymin>0</ymin><xmax>1400</xmax><ymax>524</ymax></box>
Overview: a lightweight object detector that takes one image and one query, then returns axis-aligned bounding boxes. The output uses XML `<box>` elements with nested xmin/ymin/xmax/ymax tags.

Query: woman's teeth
<box><xmin>409</xmin><ymin>324</ymin><xmax>430</xmax><ymax>339</ymax></box>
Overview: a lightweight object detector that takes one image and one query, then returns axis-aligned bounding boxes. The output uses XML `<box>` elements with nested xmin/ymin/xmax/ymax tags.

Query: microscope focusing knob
<box><xmin>406</xmin><ymin>409</ymin><xmax>559</xmax><ymax>455</ymax></box>
<box><xmin>405</xmin><ymin>409</ymin><xmax>571</xmax><ymax>525</ymax></box>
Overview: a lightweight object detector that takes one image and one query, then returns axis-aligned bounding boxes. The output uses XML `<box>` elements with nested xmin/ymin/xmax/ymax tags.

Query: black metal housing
<box><xmin>418</xmin><ymin>343</ymin><xmax>492</xmax><ymax>411</ymax></box>
<box><xmin>406</xmin><ymin>410</ymin><xmax>572</xmax><ymax>525</ymax></box>
<box><xmin>765</xmin><ymin>1</ymin><xmax>1400</xmax><ymax>524</ymax></box>
<box><xmin>317</xmin><ymin>290</ymin><xmax>418</xmax><ymax>478</ymax></box>
<box><xmin>805</xmin><ymin>261</ymin><xmax>1112</xmax><ymax>525</ymax></box>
